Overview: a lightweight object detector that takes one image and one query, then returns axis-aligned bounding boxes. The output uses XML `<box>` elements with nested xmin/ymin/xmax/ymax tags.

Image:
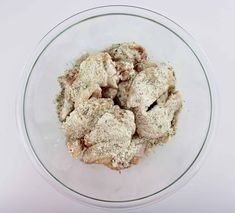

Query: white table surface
<box><xmin>1</xmin><ymin>0</ymin><xmax>235</xmax><ymax>212</ymax></box>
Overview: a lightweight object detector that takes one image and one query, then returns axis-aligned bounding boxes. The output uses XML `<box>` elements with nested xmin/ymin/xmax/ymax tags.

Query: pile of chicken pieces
<box><xmin>56</xmin><ymin>42</ymin><xmax>182</xmax><ymax>170</ymax></box>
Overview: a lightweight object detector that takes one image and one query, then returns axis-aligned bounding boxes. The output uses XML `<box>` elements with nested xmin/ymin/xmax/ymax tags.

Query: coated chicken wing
<box><xmin>127</xmin><ymin>63</ymin><xmax>176</xmax><ymax>111</ymax></box>
<box><xmin>135</xmin><ymin>92</ymin><xmax>182</xmax><ymax>139</ymax></box>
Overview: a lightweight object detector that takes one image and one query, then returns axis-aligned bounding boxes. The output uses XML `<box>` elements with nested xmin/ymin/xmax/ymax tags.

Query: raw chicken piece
<box><xmin>106</xmin><ymin>42</ymin><xmax>147</xmax><ymax>82</ymax></box>
<box><xmin>56</xmin><ymin>68</ymin><xmax>79</xmax><ymax>122</ymax></box>
<box><xmin>62</xmin><ymin>98</ymin><xmax>114</xmax><ymax>158</ymax></box>
<box><xmin>135</xmin><ymin>92</ymin><xmax>182</xmax><ymax>139</ymax></box>
<box><xmin>79</xmin><ymin>52</ymin><xmax>118</xmax><ymax>88</ymax></box>
<box><xmin>71</xmin><ymin>53</ymin><xmax>119</xmax><ymax>106</ymax></box>
<box><xmin>83</xmin><ymin>106</ymin><xmax>138</xmax><ymax>169</ymax></box>
<box><xmin>106</xmin><ymin>42</ymin><xmax>147</xmax><ymax>65</ymax></box>
<box><xmin>127</xmin><ymin>63</ymin><xmax>176</xmax><ymax>111</ymax></box>
<box><xmin>82</xmin><ymin>142</ymin><xmax>113</xmax><ymax>167</ymax></box>
<box><xmin>104</xmin><ymin>42</ymin><xmax>149</xmax><ymax>109</ymax></box>
<box><xmin>84</xmin><ymin>106</ymin><xmax>135</xmax><ymax>146</ymax></box>
<box><xmin>82</xmin><ymin>140</ymin><xmax>144</xmax><ymax>170</ymax></box>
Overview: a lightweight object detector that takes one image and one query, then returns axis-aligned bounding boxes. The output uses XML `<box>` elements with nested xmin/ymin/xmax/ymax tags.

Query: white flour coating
<box><xmin>70</xmin><ymin>53</ymin><xmax>119</xmax><ymax>107</ymax></box>
<box><xmin>127</xmin><ymin>63</ymin><xmax>176</xmax><ymax>111</ymax></box>
<box><xmin>84</xmin><ymin>107</ymin><xmax>136</xmax><ymax>147</ymax></box>
<box><xmin>135</xmin><ymin>92</ymin><xmax>182</xmax><ymax>139</ymax></box>
<box><xmin>56</xmin><ymin>42</ymin><xmax>182</xmax><ymax>170</ymax></box>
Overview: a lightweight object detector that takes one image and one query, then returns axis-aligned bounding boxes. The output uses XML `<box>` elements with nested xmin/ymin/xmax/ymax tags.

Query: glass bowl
<box><xmin>17</xmin><ymin>5</ymin><xmax>215</xmax><ymax>209</ymax></box>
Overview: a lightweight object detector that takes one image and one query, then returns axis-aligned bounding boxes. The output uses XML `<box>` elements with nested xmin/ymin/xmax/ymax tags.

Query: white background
<box><xmin>1</xmin><ymin>0</ymin><xmax>235</xmax><ymax>212</ymax></box>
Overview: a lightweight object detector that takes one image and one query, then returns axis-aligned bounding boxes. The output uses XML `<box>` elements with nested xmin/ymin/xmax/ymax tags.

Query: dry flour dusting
<box><xmin>56</xmin><ymin>42</ymin><xmax>182</xmax><ymax>170</ymax></box>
